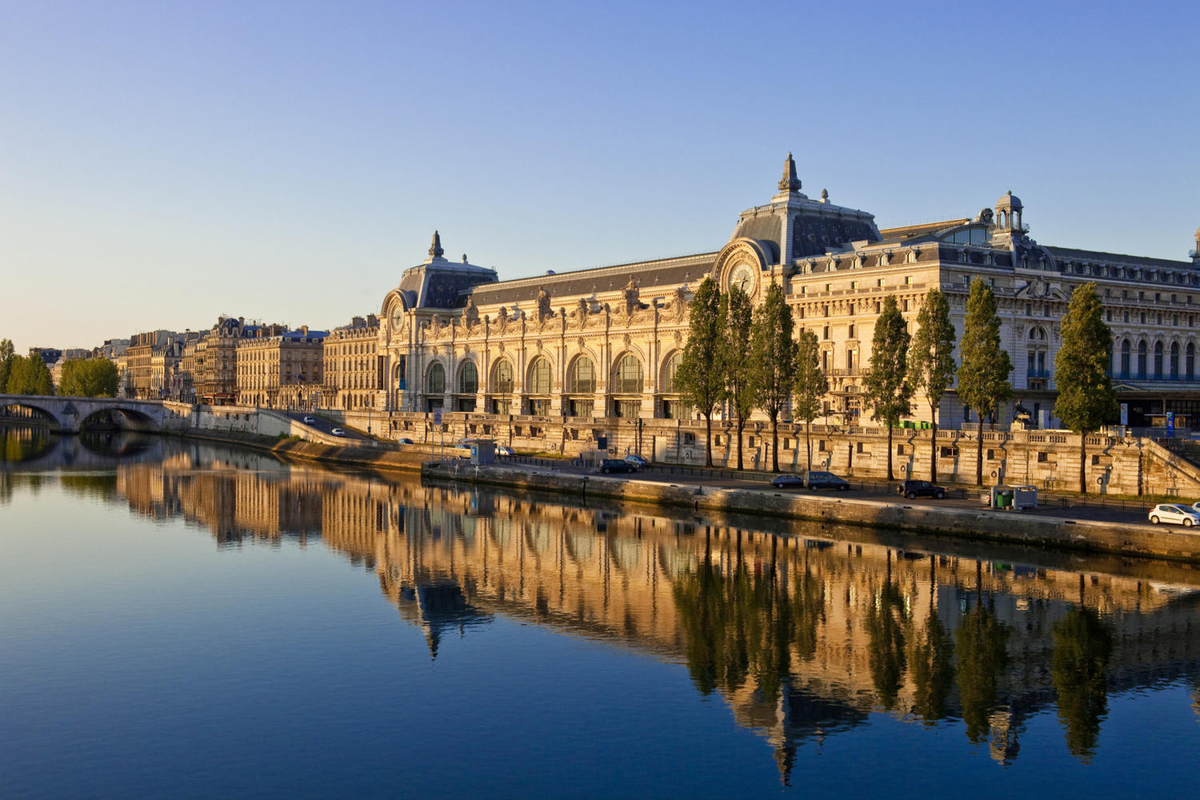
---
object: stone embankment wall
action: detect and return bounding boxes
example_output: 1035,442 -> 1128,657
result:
422,462 -> 1200,564
318,408 -> 1200,497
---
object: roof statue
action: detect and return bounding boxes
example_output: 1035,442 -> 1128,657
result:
429,230 -> 444,259
778,152 -> 802,193
536,286 -> 554,321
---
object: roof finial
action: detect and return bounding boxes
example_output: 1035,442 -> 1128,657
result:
778,152 -> 802,193
429,230 -> 444,258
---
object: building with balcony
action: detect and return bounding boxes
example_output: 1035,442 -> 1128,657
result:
322,315 -> 381,411
236,326 -> 328,409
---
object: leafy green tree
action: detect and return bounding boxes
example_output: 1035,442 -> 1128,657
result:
957,279 -> 1013,485
793,328 -> 827,473
5,354 -> 53,396
1051,607 -> 1113,763
863,295 -> 913,480
910,289 -> 957,482
675,278 -> 725,467
0,338 -> 14,394
58,358 -> 121,398
749,283 -> 798,472
1054,283 -> 1119,494
721,286 -> 755,470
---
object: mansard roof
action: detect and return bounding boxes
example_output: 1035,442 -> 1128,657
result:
1044,246 -> 1194,270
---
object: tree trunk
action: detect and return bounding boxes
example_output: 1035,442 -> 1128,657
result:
929,401 -> 938,483
736,419 -> 745,470
1079,433 -> 1088,495
976,416 -> 985,486
771,416 -> 780,472
704,413 -> 713,467
805,419 -> 812,473
887,423 -> 894,481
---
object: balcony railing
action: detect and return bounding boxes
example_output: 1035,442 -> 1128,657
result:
1025,369 -> 1050,379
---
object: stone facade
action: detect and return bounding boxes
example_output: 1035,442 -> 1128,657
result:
322,315 -> 381,410
236,327 -> 327,409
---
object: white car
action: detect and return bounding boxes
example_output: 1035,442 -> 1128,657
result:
303,415 -> 316,424
496,445 -> 515,456
1148,504 -> 1200,527
331,428 -> 346,437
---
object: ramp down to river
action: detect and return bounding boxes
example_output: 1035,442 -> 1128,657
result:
421,461 -> 1200,564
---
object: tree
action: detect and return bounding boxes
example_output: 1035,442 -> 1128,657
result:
793,329 -> 827,473
863,295 -> 913,481
749,283 -> 798,472
910,288 -> 957,482
957,279 -> 1013,486
1054,283 -> 1119,494
1051,607 -> 1113,763
0,338 -> 13,394
675,278 -> 725,467
59,358 -> 121,398
956,602 -> 1010,744
5,354 -> 53,396
721,286 -> 755,470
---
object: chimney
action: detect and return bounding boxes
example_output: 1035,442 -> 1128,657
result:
301,325 -> 309,336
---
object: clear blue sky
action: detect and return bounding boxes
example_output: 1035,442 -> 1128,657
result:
2,0 -> 1197,353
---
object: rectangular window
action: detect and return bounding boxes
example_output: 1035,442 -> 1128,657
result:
897,444 -> 905,455
615,399 -> 641,418
1106,310 -> 1112,322
851,281 -> 859,290
1026,303 -> 1032,316
1037,452 -> 1049,463
877,279 -> 885,287
905,276 -> 914,285
940,446 -> 958,458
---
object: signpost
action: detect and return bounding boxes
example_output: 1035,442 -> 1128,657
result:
1167,411 -> 1175,438
1120,403 -> 1128,427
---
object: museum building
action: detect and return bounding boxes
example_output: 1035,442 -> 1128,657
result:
371,155 -> 1200,454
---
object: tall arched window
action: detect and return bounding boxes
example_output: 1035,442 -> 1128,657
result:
661,352 -> 682,393
1137,341 -> 1148,379
613,354 -> 643,393
1154,342 -> 1164,380
459,361 -> 478,394
1121,340 -> 1131,378
1170,343 -> 1180,380
1188,343 -> 1196,381
491,359 -> 514,393
569,356 -> 596,393
427,362 -> 445,394
527,357 -> 552,394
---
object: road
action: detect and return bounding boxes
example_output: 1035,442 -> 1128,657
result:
283,411 -> 370,442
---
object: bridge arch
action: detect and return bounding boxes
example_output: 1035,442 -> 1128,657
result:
78,406 -> 159,432
0,399 -> 61,428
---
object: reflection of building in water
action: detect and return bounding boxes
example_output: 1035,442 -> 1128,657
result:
108,445 -> 1200,778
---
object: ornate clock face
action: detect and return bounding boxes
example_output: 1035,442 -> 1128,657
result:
729,263 -> 756,296
390,306 -> 404,330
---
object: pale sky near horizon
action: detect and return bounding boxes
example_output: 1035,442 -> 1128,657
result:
2,0 -> 1198,354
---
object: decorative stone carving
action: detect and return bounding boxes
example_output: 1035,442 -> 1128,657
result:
536,286 -> 553,322
623,277 -> 644,316
497,306 -> 509,335
463,296 -> 480,329
622,333 -> 631,349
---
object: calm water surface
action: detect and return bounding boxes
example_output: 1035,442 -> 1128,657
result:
2,428 -> 1199,798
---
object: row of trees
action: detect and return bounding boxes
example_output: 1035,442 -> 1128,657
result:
0,339 -> 119,398
675,276 -> 1119,493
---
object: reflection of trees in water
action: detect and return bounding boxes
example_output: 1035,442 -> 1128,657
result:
1052,607 -> 1114,763
1,426 -> 53,463
956,602 -> 1010,743
866,573 -> 908,711
909,604 -> 954,725
59,473 -> 119,499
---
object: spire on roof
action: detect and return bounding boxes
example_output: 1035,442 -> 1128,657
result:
429,230 -> 444,259
778,152 -> 802,193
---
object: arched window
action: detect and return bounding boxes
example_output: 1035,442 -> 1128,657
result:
569,356 -> 596,393
527,357 -> 552,394
491,359 -> 514,393
1121,341 -> 1131,378
613,354 -> 643,393
1170,343 -> 1180,380
1137,341 -> 1148,379
1189,343 -> 1196,381
427,362 -> 445,394
661,352 -> 682,393
459,361 -> 478,394
1154,342 -> 1164,380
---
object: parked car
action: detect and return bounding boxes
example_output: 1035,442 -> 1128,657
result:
496,445 -> 516,456
897,479 -> 946,499
804,471 -> 851,491
1149,504 -> 1200,527
599,458 -> 637,474
624,454 -> 649,470
331,428 -> 346,437
770,474 -> 805,489
302,415 -> 316,424
396,437 -> 414,445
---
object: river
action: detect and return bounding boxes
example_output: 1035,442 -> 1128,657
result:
2,427 -> 1198,798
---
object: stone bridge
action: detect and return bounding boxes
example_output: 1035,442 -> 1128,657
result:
0,394 -> 167,433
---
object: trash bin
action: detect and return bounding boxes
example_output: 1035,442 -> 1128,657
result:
996,490 -> 1014,509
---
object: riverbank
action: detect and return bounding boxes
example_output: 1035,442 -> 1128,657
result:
421,460 -> 1200,564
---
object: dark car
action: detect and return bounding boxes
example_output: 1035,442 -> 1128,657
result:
804,471 -> 851,491
396,437 -> 414,445
770,474 -> 806,489
897,479 -> 946,500
624,454 -> 649,470
599,459 -> 637,474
